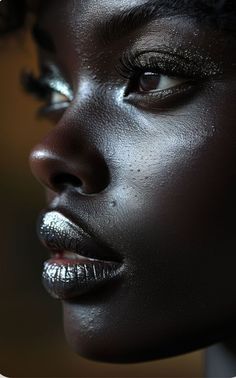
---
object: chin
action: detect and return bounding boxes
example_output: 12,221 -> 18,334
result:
62,297 -> 228,364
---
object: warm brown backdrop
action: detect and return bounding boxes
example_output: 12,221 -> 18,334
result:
0,30 -> 204,377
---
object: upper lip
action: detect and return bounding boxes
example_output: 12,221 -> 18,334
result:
37,209 -> 122,263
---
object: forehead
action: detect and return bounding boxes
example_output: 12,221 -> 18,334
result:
35,0 -> 207,29
35,0 -> 234,45
35,0 -> 147,46
33,0 -> 234,80
38,0 -> 148,21
36,0 -> 233,24
35,0 -> 172,59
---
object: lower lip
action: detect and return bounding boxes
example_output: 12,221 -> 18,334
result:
42,254 -> 122,300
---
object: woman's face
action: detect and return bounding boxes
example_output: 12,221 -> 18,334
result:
29,0 -> 236,363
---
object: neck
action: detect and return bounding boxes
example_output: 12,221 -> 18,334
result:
205,337 -> 236,377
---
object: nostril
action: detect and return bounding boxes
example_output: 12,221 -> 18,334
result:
30,147 -> 110,195
52,173 -> 83,191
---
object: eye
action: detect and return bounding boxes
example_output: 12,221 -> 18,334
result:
118,52 -> 194,102
21,64 -> 73,118
117,49 -> 222,110
50,91 -> 68,105
45,79 -> 73,107
137,72 -> 185,93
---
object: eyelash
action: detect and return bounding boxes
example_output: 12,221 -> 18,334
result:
22,51 -> 220,115
116,50 -> 205,95
118,51 -> 179,79
21,68 -> 72,117
22,60 -> 192,107
117,49 -> 220,80
114,49 -> 223,109
21,70 -> 52,101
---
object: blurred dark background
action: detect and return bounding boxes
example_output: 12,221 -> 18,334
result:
0,30 -> 204,377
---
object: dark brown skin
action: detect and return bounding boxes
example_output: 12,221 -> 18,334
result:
29,0 -> 236,364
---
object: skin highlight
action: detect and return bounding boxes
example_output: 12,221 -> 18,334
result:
2,0 -> 236,370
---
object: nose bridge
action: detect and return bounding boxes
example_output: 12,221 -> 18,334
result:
29,106 -> 110,195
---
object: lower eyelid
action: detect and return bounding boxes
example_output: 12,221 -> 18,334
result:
124,81 -> 198,110
128,80 -> 193,96
37,101 -> 70,119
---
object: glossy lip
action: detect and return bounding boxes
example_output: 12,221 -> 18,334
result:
37,210 -> 122,262
37,210 -> 123,299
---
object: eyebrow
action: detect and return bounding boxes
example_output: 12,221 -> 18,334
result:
31,23 -> 56,53
101,0 -> 232,43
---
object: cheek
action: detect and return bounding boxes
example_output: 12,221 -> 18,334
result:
108,123 -> 232,250
113,86 -> 236,251
106,98 -> 236,329
61,90 -> 236,363
105,108 -> 236,295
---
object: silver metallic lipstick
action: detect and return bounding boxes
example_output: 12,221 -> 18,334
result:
37,211 -> 123,299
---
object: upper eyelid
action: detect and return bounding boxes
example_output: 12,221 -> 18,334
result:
117,48 -> 223,81
43,77 -> 74,101
20,69 -> 71,121
40,63 -> 74,99
21,65 -> 74,103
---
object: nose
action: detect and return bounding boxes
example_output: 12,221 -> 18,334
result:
29,125 -> 110,195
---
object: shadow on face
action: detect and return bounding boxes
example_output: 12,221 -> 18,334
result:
22,0 -> 236,364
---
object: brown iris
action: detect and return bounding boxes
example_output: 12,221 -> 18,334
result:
139,72 -> 161,92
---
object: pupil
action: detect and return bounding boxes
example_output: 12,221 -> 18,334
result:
139,72 -> 160,92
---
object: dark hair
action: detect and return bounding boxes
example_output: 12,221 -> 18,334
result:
0,0 -> 235,36
0,0 -> 28,35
